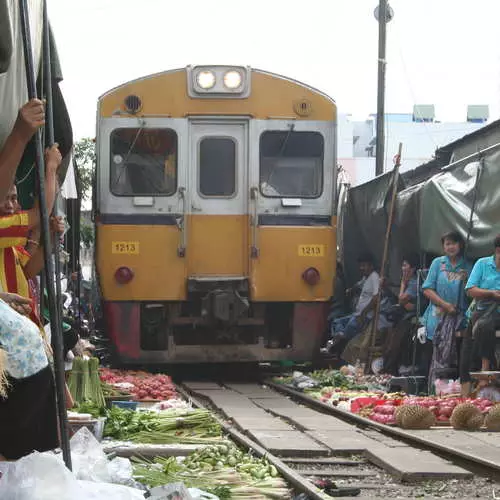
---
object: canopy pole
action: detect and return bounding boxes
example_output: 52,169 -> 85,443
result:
19,0 -> 72,469
366,143 -> 403,372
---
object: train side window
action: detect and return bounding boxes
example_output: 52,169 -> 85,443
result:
199,137 -> 236,197
259,131 -> 324,198
110,128 -> 177,196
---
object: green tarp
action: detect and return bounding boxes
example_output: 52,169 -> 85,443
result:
342,143 -> 500,285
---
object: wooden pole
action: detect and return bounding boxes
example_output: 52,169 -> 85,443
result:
366,143 -> 403,371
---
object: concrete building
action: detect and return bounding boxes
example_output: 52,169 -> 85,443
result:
338,105 -> 490,186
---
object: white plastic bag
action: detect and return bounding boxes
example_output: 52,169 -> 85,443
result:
149,482 -> 193,499
188,487 -> 220,499
70,426 -> 112,483
0,452 -> 144,500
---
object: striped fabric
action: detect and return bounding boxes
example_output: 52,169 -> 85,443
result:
0,212 -> 30,299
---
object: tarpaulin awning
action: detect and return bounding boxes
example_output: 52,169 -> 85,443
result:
341,127 -> 500,285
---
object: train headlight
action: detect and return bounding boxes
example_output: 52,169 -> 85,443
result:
197,70 -> 216,89
223,70 -> 242,90
187,65 -> 251,98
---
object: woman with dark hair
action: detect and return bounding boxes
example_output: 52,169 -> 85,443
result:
421,231 -> 473,378
460,234 -> 500,393
382,253 -> 421,374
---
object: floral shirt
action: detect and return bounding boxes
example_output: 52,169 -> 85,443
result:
0,299 -> 49,379
421,256 -> 473,340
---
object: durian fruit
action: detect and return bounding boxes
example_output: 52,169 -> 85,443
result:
394,405 -> 407,427
395,405 -> 435,430
485,405 -> 500,431
450,403 -> 484,430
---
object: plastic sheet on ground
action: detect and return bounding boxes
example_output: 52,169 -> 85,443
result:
149,483 -> 219,500
0,452 -> 144,500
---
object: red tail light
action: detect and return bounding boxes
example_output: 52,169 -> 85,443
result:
302,267 -> 320,286
115,266 -> 134,284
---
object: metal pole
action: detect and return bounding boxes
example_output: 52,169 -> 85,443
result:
19,0 -> 72,469
42,0 -> 65,368
375,0 -> 388,176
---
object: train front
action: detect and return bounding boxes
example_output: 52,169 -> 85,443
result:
95,65 -> 337,364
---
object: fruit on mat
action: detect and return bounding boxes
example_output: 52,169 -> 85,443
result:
395,405 -> 435,430
450,403 -> 484,430
485,405 -> 500,432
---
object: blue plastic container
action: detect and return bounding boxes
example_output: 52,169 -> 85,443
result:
111,400 -> 138,411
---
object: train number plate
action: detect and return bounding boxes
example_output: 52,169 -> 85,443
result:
112,241 -> 140,254
298,244 -> 325,257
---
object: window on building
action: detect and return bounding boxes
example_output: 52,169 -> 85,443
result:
259,131 -> 324,198
199,137 -> 236,197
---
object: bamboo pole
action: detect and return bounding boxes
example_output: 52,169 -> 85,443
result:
366,143 -> 403,372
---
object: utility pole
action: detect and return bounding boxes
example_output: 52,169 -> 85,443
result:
374,0 -> 393,176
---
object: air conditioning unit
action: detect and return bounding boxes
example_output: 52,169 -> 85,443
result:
413,104 -> 435,123
467,105 -> 489,123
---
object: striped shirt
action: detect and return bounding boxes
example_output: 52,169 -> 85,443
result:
0,212 -> 31,299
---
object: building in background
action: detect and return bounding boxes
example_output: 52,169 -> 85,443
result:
338,104 -> 490,186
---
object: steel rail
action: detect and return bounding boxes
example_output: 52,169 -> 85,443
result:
176,384 -> 331,500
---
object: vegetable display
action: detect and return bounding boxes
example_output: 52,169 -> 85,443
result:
103,406 -> 223,444
133,442 -> 291,498
100,368 -> 177,401
68,357 -> 106,407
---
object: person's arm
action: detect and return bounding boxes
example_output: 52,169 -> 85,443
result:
0,100 -> 45,200
467,287 -> 500,301
26,144 -> 62,227
23,216 -> 64,279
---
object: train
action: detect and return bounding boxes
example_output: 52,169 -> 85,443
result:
94,65 -> 337,364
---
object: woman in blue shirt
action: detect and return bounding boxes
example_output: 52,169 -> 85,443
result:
421,231 -> 473,375
460,234 -> 500,391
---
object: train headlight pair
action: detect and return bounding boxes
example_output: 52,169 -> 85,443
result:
188,66 -> 250,98
197,70 -> 242,90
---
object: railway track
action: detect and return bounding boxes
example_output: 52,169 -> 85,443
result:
180,379 -> 500,499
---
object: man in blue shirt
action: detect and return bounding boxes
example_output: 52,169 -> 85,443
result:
461,235 -> 500,391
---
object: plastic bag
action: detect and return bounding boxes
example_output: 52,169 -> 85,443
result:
188,487 -> 220,499
70,427 -> 112,483
0,452 -> 144,500
149,482 -> 193,499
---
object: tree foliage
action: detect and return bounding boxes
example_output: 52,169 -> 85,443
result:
73,137 -> 95,201
80,220 -> 95,248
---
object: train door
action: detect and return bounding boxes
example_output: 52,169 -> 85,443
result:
187,120 -> 249,277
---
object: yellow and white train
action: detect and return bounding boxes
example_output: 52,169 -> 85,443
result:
94,65 -> 337,364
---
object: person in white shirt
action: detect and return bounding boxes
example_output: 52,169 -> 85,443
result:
326,254 -> 381,348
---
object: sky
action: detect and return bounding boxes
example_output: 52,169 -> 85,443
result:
47,0 -> 500,141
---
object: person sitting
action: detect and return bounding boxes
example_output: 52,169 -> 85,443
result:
382,254 -> 421,375
324,254 -> 384,354
460,234 -> 500,394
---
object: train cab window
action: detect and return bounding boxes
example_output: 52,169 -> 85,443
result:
259,131 -> 324,198
110,128 -> 177,196
199,137 -> 236,197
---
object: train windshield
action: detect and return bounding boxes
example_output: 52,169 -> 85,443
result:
110,128 -> 177,196
259,131 -> 323,198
